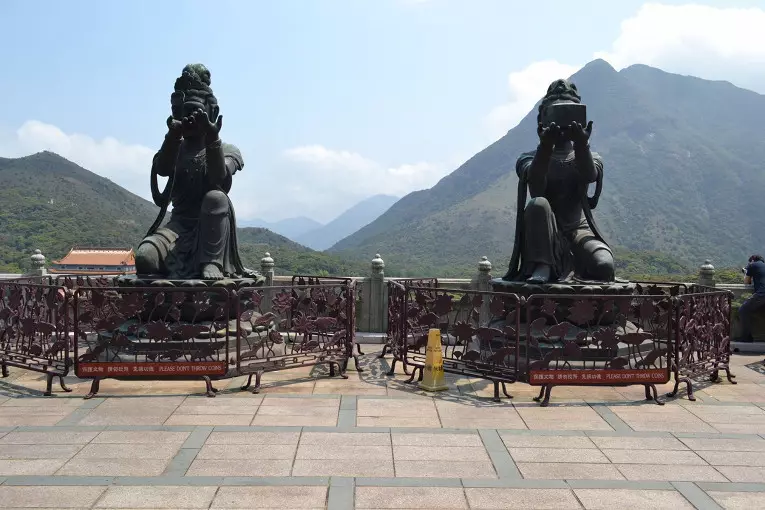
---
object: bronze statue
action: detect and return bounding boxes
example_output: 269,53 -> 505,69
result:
135,64 -> 258,280
503,79 -> 614,284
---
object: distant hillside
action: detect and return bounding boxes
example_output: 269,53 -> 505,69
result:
299,194 -> 399,251
0,152 -> 366,275
330,60 -> 765,276
238,216 -> 323,240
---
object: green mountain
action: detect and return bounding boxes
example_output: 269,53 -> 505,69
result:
329,60 -> 765,277
0,151 -> 366,275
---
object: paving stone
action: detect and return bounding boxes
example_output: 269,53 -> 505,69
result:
196,444 -> 296,460
392,432 -> 481,447
261,397 -> 339,407
0,485 -> 106,508
94,486 -> 217,508
517,462 -> 624,480
78,412 -> 173,426
0,444 -> 83,459
711,423 -> 765,434
0,415 -> 70,427
0,432 -> 99,445
297,444 -> 392,460
573,488 -> 695,509
601,449 -> 706,465
465,488 -> 580,509
500,434 -> 597,449
0,398 -> 82,408
172,405 -> 259,415
715,466 -> 765,483
589,436 -> 688,451
251,414 -> 337,426
58,458 -> 171,477
707,490 -> 765,509
697,450 -> 765,467
92,431 -> 190,444
680,437 -> 765,452
293,458 -> 394,477
256,405 -> 338,417
205,431 -> 300,445
0,458 -> 68,475
185,459 -> 293,477
359,399 -> 436,417
357,416 -> 440,428
73,443 -> 180,460
615,464 -> 729,482
302,432 -> 390,446
356,487 -> 468,509
393,445 -> 490,462
507,447 -> 609,464
165,415 -> 254,426
211,486 -> 328,509
395,460 -> 497,478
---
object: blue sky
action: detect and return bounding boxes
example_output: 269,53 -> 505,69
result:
1,0 -> 764,223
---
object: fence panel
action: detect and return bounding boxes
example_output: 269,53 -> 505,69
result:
524,292 -> 673,406
382,278 -> 439,376
73,285 -> 233,398
669,289 -> 735,401
236,282 -> 355,393
0,281 -> 72,395
400,285 -> 521,401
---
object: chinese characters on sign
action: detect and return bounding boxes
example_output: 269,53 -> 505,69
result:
529,369 -> 667,385
77,362 -> 227,377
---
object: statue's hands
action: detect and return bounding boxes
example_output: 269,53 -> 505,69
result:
190,108 -> 223,144
166,116 -> 183,138
568,121 -> 593,146
537,122 -> 560,148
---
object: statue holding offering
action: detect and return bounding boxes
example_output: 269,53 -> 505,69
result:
135,64 -> 259,281
503,79 -> 614,284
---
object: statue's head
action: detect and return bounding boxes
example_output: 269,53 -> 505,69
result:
171,64 -> 219,138
538,79 -> 582,146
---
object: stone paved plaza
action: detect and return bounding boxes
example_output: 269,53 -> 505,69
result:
1,349 -> 765,509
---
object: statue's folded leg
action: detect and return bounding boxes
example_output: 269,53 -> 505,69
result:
136,230 -> 176,276
199,190 -> 230,276
523,197 -> 558,282
570,229 -> 614,282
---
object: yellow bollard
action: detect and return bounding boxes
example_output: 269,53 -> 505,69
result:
419,328 -> 449,392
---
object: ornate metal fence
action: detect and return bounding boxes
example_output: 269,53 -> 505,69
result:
668,287 -> 735,400
382,278 -> 439,376
73,285 -> 234,398
524,292 -> 673,406
399,285 -> 522,401
236,282 -> 355,393
0,281 -> 72,395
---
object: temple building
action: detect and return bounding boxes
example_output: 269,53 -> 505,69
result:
49,247 -> 136,275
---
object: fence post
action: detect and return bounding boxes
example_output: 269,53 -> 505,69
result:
369,254 -> 386,333
698,259 -> 715,288
261,252 -> 275,312
473,256 -> 492,325
29,249 -> 47,277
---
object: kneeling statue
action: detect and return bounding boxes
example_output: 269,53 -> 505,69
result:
503,79 -> 614,284
136,64 -> 258,280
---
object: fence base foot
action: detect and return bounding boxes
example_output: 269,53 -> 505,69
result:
644,384 -> 665,406
385,358 -> 397,376
345,354 -> 364,373
378,345 -> 390,359
1,362 -> 8,378
84,378 -> 101,400
202,376 -> 218,398
356,343 -> 365,356
533,385 -> 552,407
667,377 -> 695,401
724,367 -> 737,384
406,366 -> 423,384
492,381 -> 513,402
241,374 -> 253,390
251,372 -> 263,393
58,376 -> 72,393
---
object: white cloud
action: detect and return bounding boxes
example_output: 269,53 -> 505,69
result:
0,120 -> 155,200
283,144 -> 448,199
486,3 -> 765,140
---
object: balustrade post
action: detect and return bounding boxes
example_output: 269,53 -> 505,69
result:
260,252 -> 275,312
29,249 -> 47,277
698,259 -> 716,288
368,254 -> 386,333
473,256 -> 492,325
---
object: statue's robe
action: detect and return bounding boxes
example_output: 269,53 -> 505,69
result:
503,149 -> 611,282
140,140 -> 258,279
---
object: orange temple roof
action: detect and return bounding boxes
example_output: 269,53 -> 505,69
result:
52,247 -> 136,267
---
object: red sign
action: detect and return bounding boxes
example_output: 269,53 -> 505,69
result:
77,362 -> 227,377
529,369 -> 668,385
